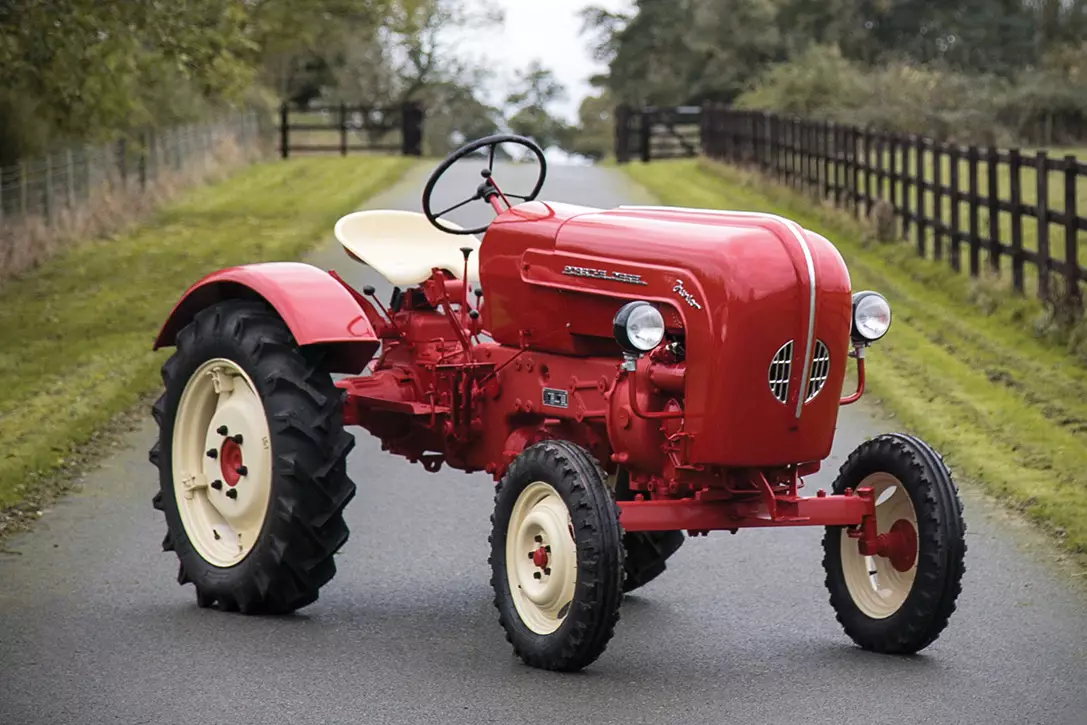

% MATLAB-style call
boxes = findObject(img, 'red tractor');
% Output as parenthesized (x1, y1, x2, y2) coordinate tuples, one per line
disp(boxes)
(149, 135, 966, 672)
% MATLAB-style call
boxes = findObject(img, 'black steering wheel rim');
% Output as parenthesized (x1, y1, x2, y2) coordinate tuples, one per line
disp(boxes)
(421, 133, 547, 236)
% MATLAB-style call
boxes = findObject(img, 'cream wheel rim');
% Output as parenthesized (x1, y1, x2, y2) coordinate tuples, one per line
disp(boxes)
(505, 481, 578, 635)
(171, 358, 273, 568)
(840, 472, 919, 619)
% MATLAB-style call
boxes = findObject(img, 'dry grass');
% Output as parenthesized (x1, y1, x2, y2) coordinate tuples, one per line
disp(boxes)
(0, 133, 272, 285)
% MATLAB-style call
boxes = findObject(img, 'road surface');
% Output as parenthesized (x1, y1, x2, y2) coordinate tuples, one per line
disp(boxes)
(2, 158, 1085, 725)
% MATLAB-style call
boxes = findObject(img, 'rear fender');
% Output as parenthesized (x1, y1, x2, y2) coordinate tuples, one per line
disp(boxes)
(154, 261, 380, 374)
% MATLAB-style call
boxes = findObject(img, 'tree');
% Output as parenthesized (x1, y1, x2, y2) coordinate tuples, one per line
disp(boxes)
(504, 60, 572, 151)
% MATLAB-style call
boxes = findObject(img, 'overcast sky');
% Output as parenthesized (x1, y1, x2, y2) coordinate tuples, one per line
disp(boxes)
(447, 0, 631, 124)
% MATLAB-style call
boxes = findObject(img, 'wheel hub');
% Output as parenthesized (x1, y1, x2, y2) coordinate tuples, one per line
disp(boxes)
(883, 519, 918, 573)
(172, 358, 273, 568)
(219, 437, 244, 487)
(506, 481, 578, 635)
(839, 473, 920, 619)
(531, 544, 550, 569)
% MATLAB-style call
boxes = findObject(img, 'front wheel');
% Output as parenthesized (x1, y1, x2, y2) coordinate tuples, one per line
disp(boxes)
(149, 299, 357, 614)
(489, 440, 625, 671)
(822, 433, 966, 654)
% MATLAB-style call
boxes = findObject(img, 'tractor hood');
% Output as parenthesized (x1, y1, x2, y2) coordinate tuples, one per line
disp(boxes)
(478, 201, 853, 467)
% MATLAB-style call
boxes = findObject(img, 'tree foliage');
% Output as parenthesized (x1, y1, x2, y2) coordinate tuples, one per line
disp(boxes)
(577, 0, 1087, 148)
(0, 0, 505, 163)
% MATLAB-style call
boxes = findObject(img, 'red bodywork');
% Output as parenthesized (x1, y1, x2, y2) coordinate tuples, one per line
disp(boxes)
(157, 199, 885, 553)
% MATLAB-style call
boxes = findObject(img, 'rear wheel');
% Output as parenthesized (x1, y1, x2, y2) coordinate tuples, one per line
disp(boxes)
(822, 433, 966, 654)
(489, 440, 625, 671)
(150, 299, 356, 614)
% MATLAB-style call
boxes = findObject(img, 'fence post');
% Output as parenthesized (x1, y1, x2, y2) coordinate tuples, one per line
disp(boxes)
(19, 160, 27, 215)
(888, 135, 898, 215)
(948, 145, 961, 271)
(987, 147, 1000, 273)
(862, 128, 872, 216)
(915, 135, 926, 256)
(138, 132, 148, 190)
(65, 149, 74, 209)
(834, 123, 843, 205)
(280, 104, 289, 159)
(1008, 148, 1024, 292)
(967, 146, 980, 276)
(44, 155, 53, 224)
(615, 104, 631, 163)
(401, 101, 424, 156)
(1064, 155, 1081, 302)
(639, 108, 651, 163)
(933, 142, 943, 261)
(1035, 151, 1050, 300)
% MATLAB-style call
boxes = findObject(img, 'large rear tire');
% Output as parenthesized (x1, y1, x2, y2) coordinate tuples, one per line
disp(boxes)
(822, 433, 966, 654)
(149, 299, 356, 614)
(489, 440, 625, 671)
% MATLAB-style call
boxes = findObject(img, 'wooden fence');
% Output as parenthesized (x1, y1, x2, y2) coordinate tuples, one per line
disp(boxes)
(279, 101, 424, 158)
(617, 104, 1087, 301)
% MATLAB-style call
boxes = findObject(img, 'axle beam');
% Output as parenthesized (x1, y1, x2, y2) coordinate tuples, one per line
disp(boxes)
(617, 487, 875, 533)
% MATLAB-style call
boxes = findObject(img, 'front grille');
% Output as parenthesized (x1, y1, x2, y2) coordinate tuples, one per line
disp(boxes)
(768, 341, 793, 403)
(805, 340, 831, 402)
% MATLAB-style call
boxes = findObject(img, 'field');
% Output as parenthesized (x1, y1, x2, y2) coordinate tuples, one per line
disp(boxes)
(0, 155, 417, 526)
(623, 157, 1087, 562)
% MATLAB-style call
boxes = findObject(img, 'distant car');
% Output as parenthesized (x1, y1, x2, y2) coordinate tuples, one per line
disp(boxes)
(148, 134, 966, 672)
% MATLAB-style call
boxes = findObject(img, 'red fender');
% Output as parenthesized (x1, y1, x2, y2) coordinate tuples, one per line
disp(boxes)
(154, 262, 380, 373)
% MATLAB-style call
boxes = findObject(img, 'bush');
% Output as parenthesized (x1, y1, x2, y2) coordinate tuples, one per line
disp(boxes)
(733, 43, 1085, 147)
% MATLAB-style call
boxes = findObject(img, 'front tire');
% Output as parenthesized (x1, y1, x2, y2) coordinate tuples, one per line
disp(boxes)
(149, 299, 356, 614)
(489, 440, 625, 671)
(822, 433, 966, 654)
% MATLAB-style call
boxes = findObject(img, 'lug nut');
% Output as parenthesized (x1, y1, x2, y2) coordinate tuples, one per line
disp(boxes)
(534, 534, 542, 543)
(210, 479, 223, 490)
(206, 449, 217, 459)
(232, 434, 243, 445)
(217, 425, 229, 436)
(543, 567, 551, 576)
(225, 489, 238, 499)
(533, 572, 542, 580)
(527, 552, 534, 560)
(235, 465, 248, 477)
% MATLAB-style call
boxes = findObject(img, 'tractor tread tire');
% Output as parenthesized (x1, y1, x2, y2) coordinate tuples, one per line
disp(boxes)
(489, 440, 625, 672)
(150, 299, 356, 615)
(822, 433, 966, 654)
(622, 530, 685, 593)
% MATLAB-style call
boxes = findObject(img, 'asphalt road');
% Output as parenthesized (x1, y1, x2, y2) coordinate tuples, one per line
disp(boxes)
(2, 158, 1086, 725)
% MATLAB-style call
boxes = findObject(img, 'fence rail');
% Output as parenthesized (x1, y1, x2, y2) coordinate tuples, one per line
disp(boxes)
(279, 101, 424, 158)
(616, 104, 1087, 301)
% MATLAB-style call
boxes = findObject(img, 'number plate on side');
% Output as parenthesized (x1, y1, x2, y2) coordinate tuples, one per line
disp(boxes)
(542, 388, 569, 409)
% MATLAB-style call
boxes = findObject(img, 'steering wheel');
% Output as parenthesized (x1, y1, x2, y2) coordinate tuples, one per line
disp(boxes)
(421, 133, 547, 236)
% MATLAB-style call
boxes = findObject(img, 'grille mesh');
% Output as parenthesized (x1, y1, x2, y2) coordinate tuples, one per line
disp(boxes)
(768, 341, 793, 403)
(805, 340, 831, 402)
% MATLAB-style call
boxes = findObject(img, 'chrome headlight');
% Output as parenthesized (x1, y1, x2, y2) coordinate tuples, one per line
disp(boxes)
(851, 291, 891, 343)
(612, 301, 665, 353)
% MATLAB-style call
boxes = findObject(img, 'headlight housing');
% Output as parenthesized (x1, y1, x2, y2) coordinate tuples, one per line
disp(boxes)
(851, 290, 892, 343)
(612, 300, 665, 353)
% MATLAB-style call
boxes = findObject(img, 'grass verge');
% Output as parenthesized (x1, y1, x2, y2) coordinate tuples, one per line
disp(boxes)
(0, 155, 417, 532)
(621, 157, 1087, 565)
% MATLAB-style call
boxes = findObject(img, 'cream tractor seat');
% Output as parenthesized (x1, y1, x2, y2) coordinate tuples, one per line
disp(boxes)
(333, 209, 481, 286)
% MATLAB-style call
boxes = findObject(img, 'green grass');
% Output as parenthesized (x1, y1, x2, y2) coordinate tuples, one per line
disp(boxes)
(0, 155, 417, 511)
(622, 156, 1087, 561)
